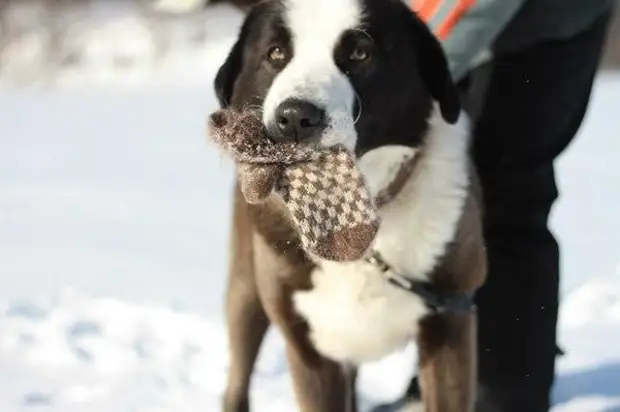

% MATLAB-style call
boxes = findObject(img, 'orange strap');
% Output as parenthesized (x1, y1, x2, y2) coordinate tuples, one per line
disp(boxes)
(413, 0, 443, 22)
(410, 0, 476, 40)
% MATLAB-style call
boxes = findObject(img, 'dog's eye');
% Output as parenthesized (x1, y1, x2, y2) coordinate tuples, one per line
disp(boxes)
(267, 46, 288, 64)
(349, 46, 369, 62)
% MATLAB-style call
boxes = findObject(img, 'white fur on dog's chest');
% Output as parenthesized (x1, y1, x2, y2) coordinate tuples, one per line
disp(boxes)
(293, 257, 429, 364)
(293, 111, 471, 365)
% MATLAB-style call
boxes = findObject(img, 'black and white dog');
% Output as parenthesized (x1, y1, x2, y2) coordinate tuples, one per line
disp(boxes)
(214, 0, 487, 411)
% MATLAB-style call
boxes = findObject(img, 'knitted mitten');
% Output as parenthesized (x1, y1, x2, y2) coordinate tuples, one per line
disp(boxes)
(207, 109, 379, 262)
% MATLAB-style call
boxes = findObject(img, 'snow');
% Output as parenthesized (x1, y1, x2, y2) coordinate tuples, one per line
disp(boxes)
(0, 5, 619, 411)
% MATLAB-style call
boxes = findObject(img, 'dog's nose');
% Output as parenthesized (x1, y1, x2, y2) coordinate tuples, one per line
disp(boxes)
(273, 99, 326, 142)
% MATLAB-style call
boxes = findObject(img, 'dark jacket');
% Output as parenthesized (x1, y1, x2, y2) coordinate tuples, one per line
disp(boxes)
(418, 0, 614, 80)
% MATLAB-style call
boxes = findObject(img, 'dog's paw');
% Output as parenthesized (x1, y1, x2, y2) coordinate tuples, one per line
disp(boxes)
(370, 399, 424, 412)
(398, 400, 425, 412)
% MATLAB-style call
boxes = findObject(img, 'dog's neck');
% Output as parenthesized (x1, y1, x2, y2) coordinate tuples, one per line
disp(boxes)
(354, 107, 472, 278)
(374, 148, 424, 209)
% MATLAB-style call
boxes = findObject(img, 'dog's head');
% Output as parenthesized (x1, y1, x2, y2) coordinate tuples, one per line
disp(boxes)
(214, 0, 460, 156)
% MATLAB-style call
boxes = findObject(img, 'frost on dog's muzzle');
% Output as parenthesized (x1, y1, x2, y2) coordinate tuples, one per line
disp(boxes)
(317, 111, 358, 151)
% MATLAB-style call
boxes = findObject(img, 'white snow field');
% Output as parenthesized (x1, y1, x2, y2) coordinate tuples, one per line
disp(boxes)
(0, 5, 619, 412)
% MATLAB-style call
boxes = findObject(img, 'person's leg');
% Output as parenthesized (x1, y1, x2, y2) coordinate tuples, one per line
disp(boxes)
(471, 11, 612, 412)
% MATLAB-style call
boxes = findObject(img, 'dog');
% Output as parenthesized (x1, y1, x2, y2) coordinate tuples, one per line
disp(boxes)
(212, 0, 487, 411)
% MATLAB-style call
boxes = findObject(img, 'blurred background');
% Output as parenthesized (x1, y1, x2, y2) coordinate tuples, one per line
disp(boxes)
(0, 0, 618, 84)
(0, 1, 618, 411)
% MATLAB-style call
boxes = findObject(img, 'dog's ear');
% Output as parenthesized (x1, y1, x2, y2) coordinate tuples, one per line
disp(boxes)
(215, 3, 269, 108)
(215, 4, 264, 108)
(214, 35, 245, 108)
(408, 13, 461, 124)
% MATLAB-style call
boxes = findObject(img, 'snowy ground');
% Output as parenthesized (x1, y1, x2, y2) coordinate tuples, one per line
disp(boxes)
(1, 5, 619, 412)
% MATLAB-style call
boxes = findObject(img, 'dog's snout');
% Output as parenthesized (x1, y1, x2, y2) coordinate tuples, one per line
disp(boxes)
(273, 99, 326, 142)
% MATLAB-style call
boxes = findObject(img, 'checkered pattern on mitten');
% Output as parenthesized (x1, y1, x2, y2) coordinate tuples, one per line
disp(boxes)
(278, 148, 379, 261)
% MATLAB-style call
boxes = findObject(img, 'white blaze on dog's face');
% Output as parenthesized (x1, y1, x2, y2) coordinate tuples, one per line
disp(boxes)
(214, 0, 461, 158)
(261, 0, 362, 151)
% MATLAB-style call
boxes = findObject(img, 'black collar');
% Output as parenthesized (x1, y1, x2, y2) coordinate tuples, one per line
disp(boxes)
(365, 251, 476, 314)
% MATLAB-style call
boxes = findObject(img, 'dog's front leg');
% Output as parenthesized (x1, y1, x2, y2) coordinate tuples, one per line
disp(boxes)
(286, 344, 358, 412)
(416, 310, 477, 412)
(223, 185, 271, 412)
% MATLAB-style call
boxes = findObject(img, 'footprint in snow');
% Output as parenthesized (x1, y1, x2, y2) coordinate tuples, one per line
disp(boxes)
(5, 302, 48, 320)
(22, 392, 53, 407)
(66, 320, 102, 339)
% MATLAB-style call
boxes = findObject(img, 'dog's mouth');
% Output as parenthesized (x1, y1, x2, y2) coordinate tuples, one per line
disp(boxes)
(313, 111, 358, 152)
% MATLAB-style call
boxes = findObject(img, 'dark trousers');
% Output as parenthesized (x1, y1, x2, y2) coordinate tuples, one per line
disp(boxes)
(464, 11, 612, 412)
